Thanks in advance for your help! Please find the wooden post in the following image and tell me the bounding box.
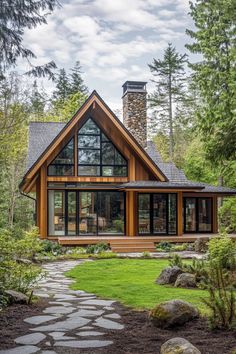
[126,191,136,236]
[212,195,218,234]
[39,164,47,239]
[177,191,183,236]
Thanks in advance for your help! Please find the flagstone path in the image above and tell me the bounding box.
[0,260,124,354]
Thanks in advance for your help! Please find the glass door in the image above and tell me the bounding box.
[198,198,212,232]
[79,192,97,235]
[153,194,167,234]
[184,198,197,232]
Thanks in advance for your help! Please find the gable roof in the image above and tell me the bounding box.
[21,91,168,188]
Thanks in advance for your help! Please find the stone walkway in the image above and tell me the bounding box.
[0,261,124,354]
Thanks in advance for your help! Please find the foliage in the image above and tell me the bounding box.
[0,227,43,307]
[156,241,172,252]
[186,0,236,166]
[85,242,110,254]
[142,251,151,258]
[202,261,236,329]
[40,239,64,255]
[148,43,188,159]
[172,243,189,252]
[168,254,184,269]
[208,233,236,270]
[67,259,206,311]
[0,0,58,78]
[219,198,236,234]
[184,258,208,283]
[194,238,209,253]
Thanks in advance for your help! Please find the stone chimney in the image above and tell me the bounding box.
[122,81,147,148]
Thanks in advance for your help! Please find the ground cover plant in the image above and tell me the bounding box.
[67,258,207,311]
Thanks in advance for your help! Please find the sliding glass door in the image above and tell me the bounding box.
[48,190,125,236]
[138,193,177,235]
[184,197,212,233]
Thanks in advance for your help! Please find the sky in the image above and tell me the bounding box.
[21,0,194,114]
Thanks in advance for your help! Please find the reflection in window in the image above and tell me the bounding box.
[198,198,212,232]
[185,198,197,232]
[138,194,150,234]
[98,192,124,235]
[153,194,167,234]
[48,190,65,235]
[78,118,127,176]
[67,192,76,235]
[48,139,74,176]
[138,193,177,235]
[79,192,97,235]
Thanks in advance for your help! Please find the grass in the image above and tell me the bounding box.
[67,259,208,312]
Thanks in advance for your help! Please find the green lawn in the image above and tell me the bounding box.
[67,259,208,312]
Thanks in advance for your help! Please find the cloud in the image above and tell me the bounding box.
[19,0,193,112]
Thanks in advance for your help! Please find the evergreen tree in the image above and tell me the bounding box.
[52,69,71,104]
[186,0,236,166]
[29,81,47,121]
[0,0,58,78]
[69,61,88,95]
[148,43,188,160]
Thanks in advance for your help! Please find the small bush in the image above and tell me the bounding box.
[172,243,189,252]
[94,252,117,259]
[86,242,110,254]
[40,239,64,255]
[184,258,208,283]
[168,254,184,269]
[156,241,172,252]
[208,233,236,270]
[142,251,151,258]
[202,260,236,329]
[194,238,209,253]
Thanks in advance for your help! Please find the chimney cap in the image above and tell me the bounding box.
[122,81,147,96]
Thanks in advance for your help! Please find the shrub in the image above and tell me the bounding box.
[0,227,43,307]
[194,238,209,253]
[184,258,208,283]
[86,242,110,254]
[208,233,236,270]
[40,239,64,255]
[156,241,172,252]
[168,254,184,269]
[142,251,151,258]
[219,198,236,234]
[202,260,236,329]
[172,243,189,252]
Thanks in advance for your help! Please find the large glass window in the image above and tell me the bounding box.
[48,190,125,236]
[48,190,65,235]
[48,139,74,176]
[98,192,125,235]
[78,118,127,176]
[184,197,212,233]
[138,193,177,235]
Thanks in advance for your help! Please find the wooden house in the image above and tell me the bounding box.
[20,82,236,252]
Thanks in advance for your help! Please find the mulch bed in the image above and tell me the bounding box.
[0,300,236,354]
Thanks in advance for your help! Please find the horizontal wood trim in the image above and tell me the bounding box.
[47,176,129,183]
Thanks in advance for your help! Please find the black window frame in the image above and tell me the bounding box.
[183,197,213,233]
[78,118,128,177]
[47,189,126,236]
[138,193,177,236]
[47,137,75,177]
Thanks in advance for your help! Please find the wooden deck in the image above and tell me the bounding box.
[57,234,236,253]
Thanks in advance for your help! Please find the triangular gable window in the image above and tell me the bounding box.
[78,118,127,176]
[48,138,74,176]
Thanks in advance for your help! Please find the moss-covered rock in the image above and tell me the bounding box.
[175,273,197,288]
[156,266,183,285]
[149,300,199,328]
[161,337,201,354]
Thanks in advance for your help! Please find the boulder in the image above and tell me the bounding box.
[175,273,197,288]
[156,266,183,285]
[161,337,201,354]
[5,290,28,304]
[149,300,199,328]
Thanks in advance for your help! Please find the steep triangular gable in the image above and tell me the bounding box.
[21,91,168,188]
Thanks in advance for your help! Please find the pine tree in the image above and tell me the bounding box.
[186,0,236,166]
[0,0,58,78]
[52,69,71,104]
[69,61,88,95]
[29,81,47,121]
[148,43,188,160]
